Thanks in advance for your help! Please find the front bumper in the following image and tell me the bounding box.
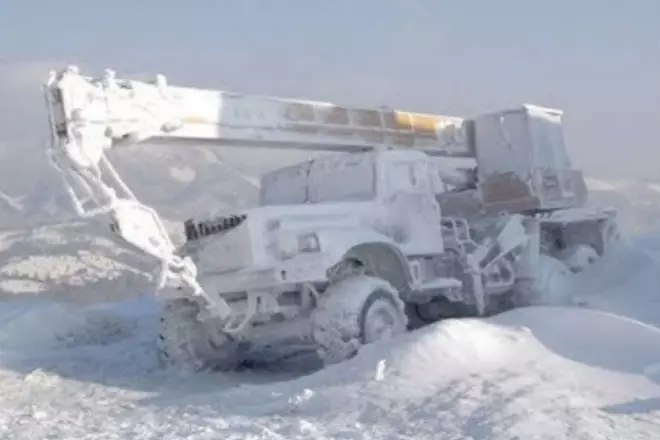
[198,253,332,295]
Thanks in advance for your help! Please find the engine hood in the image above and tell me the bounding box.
[252,201,381,227]
[185,201,380,242]
[182,200,389,276]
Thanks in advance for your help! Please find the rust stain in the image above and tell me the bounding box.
[319,106,350,125]
[382,111,399,130]
[392,132,415,146]
[480,172,534,202]
[322,126,361,138]
[436,190,484,218]
[352,109,382,127]
[358,131,386,144]
[286,125,320,134]
[478,171,542,213]
[284,103,316,122]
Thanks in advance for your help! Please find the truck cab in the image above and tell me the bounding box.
[183,149,456,297]
[259,149,453,256]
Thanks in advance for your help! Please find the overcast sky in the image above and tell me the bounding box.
[1,0,658,179]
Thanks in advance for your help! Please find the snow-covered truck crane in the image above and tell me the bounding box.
[43,66,619,369]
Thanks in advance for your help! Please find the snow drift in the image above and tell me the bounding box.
[0,227,659,438]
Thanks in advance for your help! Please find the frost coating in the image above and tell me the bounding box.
[531,255,574,306]
[158,298,244,371]
[312,275,408,365]
[556,244,599,272]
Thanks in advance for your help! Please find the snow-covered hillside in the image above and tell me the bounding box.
[586,177,660,237]
[2,139,659,235]
[1,139,659,438]
[0,140,320,230]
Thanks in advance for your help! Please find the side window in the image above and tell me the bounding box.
[260,162,310,205]
[308,154,376,203]
[388,162,424,193]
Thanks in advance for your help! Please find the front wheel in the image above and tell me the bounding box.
[158,298,245,371]
[311,275,408,365]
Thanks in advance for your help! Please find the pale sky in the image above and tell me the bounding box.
[1,0,658,179]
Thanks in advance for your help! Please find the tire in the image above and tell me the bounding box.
[601,218,622,255]
[537,254,573,304]
[511,254,573,307]
[555,244,599,273]
[311,275,408,365]
[404,296,477,330]
[157,298,244,371]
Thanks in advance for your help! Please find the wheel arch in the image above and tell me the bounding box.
[331,241,413,296]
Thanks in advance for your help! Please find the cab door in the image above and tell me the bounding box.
[383,158,445,255]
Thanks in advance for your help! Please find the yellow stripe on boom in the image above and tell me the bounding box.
[394,111,462,134]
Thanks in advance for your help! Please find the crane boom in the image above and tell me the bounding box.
[42,65,468,320]
[47,66,469,156]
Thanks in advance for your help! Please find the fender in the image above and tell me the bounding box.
[315,228,413,295]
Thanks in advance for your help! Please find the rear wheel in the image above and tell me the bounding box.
[158,298,244,371]
[601,217,622,252]
[537,254,573,303]
[311,275,408,365]
[404,296,477,330]
[556,244,599,273]
[510,254,573,307]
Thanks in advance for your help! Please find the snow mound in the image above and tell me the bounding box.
[491,307,660,376]
[571,234,660,326]
[180,306,660,439]
[287,304,660,391]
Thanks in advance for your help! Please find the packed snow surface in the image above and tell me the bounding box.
[0,224,659,439]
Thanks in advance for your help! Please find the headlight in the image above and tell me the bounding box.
[297,232,321,253]
[276,232,321,259]
[277,232,299,259]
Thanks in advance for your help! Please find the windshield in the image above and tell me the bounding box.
[308,153,375,203]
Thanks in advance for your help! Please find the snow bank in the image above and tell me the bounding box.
[0,234,659,438]
[270,304,660,396]
[0,297,152,353]
[570,234,660,327]
[491,307,660,376]
[167,305,660,439]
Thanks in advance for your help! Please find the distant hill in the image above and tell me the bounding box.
[1,139,658,237]
[585,177,660,236]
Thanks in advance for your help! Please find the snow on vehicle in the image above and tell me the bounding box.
[43,66,620,370]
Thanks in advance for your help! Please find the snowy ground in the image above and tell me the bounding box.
[0,222,659,439]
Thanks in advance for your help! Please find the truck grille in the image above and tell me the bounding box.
[184,214,247,241]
